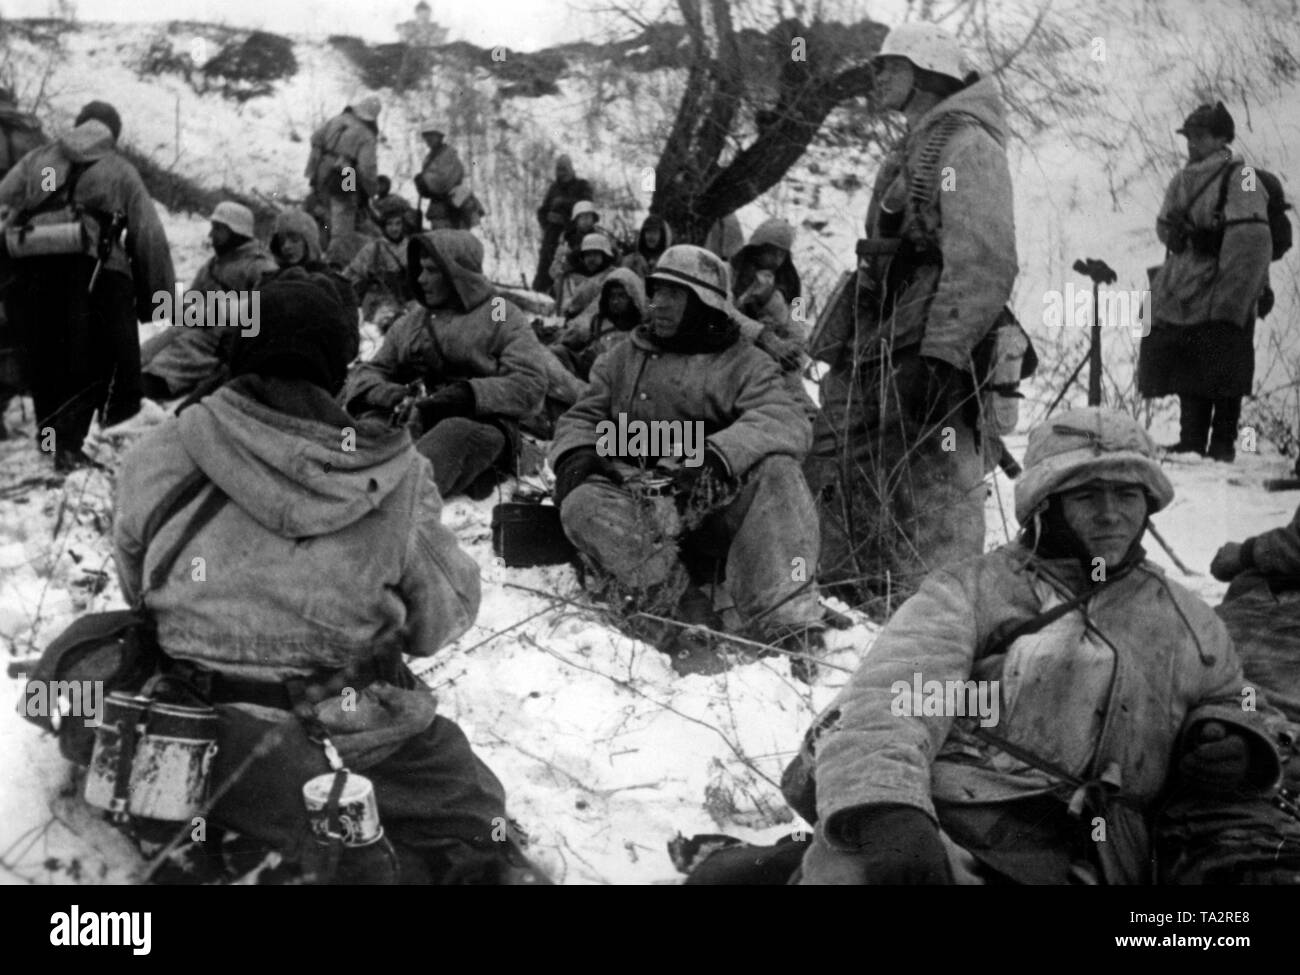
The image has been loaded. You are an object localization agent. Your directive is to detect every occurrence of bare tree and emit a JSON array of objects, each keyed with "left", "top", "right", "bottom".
[{"left": 651, "top": 0, "right": 886, "bottom": 243}]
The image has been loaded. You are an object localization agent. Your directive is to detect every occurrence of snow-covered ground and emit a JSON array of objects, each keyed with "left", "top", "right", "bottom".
[{"left": 2, "top": 2, "right": 1299, "bottom": 884}]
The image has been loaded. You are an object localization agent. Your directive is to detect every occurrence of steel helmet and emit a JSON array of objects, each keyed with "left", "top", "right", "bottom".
[
  {"left": 874, "top": 22, "right": 966, "bottom": 82},
  {"left": 648, "top": 244, "right": 732, "bottom": 313},
  {"left": 570, "top": 200, "right": 600, "bottom": 223},
  {"left": 209, "top": 201, "right": 256, "bottom": 238},
  {"left": 579, "top": 233, "right": 614, "bottom": 258},
  {"left": 419, "top": 119, "right": 445, "bottom": 137},
  {"left": 1015, "top": 407, "right": 1175, "bottom": 524},
  {"left": 353, "top": 96, "right": 382, "bottom": 122}
]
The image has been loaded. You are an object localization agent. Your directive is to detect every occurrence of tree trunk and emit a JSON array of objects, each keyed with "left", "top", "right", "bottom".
[{"left": 650, "top": 9, "right": 885, "bottom": 247}]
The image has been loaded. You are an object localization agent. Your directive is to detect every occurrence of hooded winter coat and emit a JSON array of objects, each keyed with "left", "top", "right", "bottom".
[
  {"left": 0, "top": 119, "right": 175, "bottom": 322},
  {"left": 306, "top": 109, "right": 379, "bottom": 200},
  {"left": 731, "top": 218, "right": 801, "bottom": 306},
  {"left": 551, "top": 323, "right": 810, "bottom": 478},
  {"left": 1152, "top": 150, "right": 1272, "bottom": 328},
  {"left": 141, "top": 238, "right": 278, "bottom": 397},
  {"left": 556, "top": 267, "right": 645, "bottom": 362},
  {"left": 827, "top": 76, "right": 1017, "bottom": 373},
  {"left": 807, "top": 542, "right": 1282, "bottom": 885},
  {"left": 113, "top": 375, "right": 481, "bottom": 681},
  {"left": 343, "top": 230, "right": 547, "bottom": 436},
  {"left": 620, "top": 216, "right": 672, "bottom": 279}
]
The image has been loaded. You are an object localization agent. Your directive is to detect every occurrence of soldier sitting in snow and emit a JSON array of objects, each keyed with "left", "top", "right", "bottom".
[
  {"left": 787, "top": 408, "right": 1290, "bottom": 885},
  {"left": 343, "top": 229, "right": 548, "bottom": 499},
  {"left": 550, "top": 244, "right": 825, "bottom": 680}
]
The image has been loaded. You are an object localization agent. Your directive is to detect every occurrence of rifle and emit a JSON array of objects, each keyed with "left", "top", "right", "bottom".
[
  {"left": 392, "top": 379, "right": 426, "bottom": 429},
  {"left": 88, "top": 210, "right": 127, "bottom": 294}
]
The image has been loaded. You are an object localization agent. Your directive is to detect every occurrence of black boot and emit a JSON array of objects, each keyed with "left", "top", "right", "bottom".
[
  {"left": 1166, "top": 395, "right": 1211, "bottom": 455},
  {"left": 1207, "top": 397, "right": 1241, "bottom": 463}
]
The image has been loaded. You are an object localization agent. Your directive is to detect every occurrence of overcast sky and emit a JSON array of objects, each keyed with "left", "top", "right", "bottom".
[{"left": 2, "top": 0, "right": 615, "bottom": 50}]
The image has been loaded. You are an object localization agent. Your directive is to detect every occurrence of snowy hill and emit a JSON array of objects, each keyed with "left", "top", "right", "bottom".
[{"left": 2, "top": 3, "right": 1300, "bottom": 884}]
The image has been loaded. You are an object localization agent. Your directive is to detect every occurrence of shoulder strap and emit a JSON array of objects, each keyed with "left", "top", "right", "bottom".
[
  {"left": 977, "top": 585, "right": 1094, "bottom": 660},
  {"left": 138, "top": 471, "right": 228, "bottom": 607},
  {"left": 1214, "top": 163, "right": 1271, "bottom": 229},
  {"left": 19, "top": 158, "right": 96, "bottom": 223},
  {"left": 1179, "top": 159, "right": 1234, "bottom": 219}
]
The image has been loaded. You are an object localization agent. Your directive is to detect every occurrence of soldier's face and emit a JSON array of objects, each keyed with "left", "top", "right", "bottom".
[
  {"left": 606, "top": 286, "right": 631, "bottom": 317},
  {"left": 754, "top": 244, "right": 786, "bottom": 271},
  {"left": 575, "top": 214, "right": 596, "bottom": 234},
  {"left": 383, "top": 217, "right": 406, "bottom": 242},
  {"left": 1184, "top": 128, "right": 1226, "bottom": 163},
  {"left": 873, "top": 56, "right": 915, "bottom": 111},
  {"left": 582, "top": 251, "right": 605, "bottom": 273},
  {"left": 209, "top": 222, "right": 234, "bottom": 251},
  {"left": 418, "top": 255, "right": 452, "bottom": 306},
  {"left": 1059, "top": 480, "right": 1148, "bottom": 569},
  {"left": 648, "top": 282, "right": 689, "bottom": 339},
  {"left": 556, "top": 160, "right": 574, "bottom": 181},
  {"left": 280, "top": 233, "right": 307, "bottom": 265}
]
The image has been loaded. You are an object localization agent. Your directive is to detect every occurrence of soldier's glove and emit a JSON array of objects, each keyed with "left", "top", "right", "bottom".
[
  {"left": 827, "top": 805, "right": 953, "bottom": 885},
  {"left": 671, "top": 447, "right": 734, "bottom": 509},
  {"left": 553, "top": 447, "right": 623, "bottom": 505},
  {"left": 1258, "top": 284, "right": 1275, "bottom": 319},
  {"left": 1179, "top": 720, "right": 1259, "bottom": 794},
  {"left": 415, "top": 382, "right": 475, "bottom": 430},
  {"left": 1209, "top": 541, "right": 1247, "bottom": 581},
  {"left": 898, "top": 356, "right": 960, "bottom": 428}
]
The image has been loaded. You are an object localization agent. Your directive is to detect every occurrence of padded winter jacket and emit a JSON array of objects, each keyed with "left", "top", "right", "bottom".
[
  {"left": 810, "top": 542, "right": 1282, "bottom": 885},
  {"left": 306, "top": 110, "right": 379, "bottom": 200},
  {"left": 343, "top": 230, "right": 547, "bottom": 423},
  {"left": 113, "top": 375, "right": 481, "bottom": 681},
  {"left": 551, "top": 325, "right": 811, "bottom": 478},
  {"left": 556, "top": 267, "right": 645, "bottom": 357},
  {"left": 842, "top": 76, "right": 1018, "bottom": 373},
  {"left": 1152, "top": 151, "right": 1273, "bottom": 328},
  {"left": 416, "top": 144, "right": 465, "bottom": 200},
  {"left": 0, "top": 120, "right": 176, "bottom": 322}
]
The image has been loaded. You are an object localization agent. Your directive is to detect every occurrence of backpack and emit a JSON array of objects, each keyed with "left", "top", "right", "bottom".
[{"left": 1216, "top": 165, "right": 1293, "bottom": 261}]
